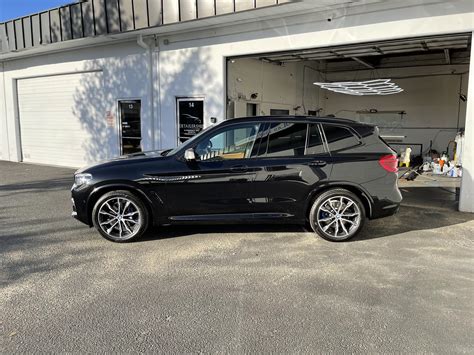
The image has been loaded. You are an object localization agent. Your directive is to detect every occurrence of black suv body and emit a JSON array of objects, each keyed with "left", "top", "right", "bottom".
[{"left": 72, "top": 116, "right": 402, "bottom": 242}]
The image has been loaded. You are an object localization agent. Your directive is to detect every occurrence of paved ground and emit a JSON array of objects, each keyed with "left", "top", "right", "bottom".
[{"left": 1, "top": 160, "right": 473, "bottom": 353}]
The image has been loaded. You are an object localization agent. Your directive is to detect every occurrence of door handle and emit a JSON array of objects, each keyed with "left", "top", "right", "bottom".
[
  {"left": 230, "top": 165, "right": 249, "bottom": 172},
  {"left": 308, "top": 160, "right": 327, "bottom": 167}
]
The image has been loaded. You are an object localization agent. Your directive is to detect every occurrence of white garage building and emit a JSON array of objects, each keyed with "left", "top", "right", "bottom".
[{"left": 0, "top": 0, "right": 473, "bottom": 211}]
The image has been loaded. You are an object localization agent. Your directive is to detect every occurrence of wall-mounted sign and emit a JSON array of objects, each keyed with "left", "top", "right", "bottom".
[
  {"left": 177, "top": 98, "right": 204, "bottom": 143},
  {"left": 106, "top": 111, "right": 115, "bottom": 127}
]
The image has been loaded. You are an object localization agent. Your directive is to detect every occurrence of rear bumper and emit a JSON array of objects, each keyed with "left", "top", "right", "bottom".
[
  {"left": 362, "top": 173, "right": 402, "bottom": 219},
  {"left": 371, "top": 202, "right": 400, "bottom": 219}
]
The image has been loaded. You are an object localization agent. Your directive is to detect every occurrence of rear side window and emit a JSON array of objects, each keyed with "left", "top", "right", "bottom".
[
  {"left": 322, "top": 124, "right": 360, "bottom": 152},
  {"left": 265, "top": 122, "right": 307, "bottom": 157},
  {"left": 307, "top": 124, "right": 325, "bottom": 155}
]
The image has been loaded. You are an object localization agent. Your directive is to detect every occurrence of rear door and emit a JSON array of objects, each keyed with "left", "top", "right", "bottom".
[{"left": 252, "top": 121, "right": 332, "bottom": 218}]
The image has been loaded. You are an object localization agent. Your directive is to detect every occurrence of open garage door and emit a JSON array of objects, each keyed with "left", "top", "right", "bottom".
[
  {"left": 227, "top": 33, "right": 471, "bottom": 210},
  {"left": 17, "top": 71, "right": 105, "bottom": 167}
]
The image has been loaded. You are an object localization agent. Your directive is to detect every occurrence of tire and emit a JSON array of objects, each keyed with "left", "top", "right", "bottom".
[
  {"left": 92, "top": 190, "right": 149, "bottom": 242},
  {"left": 309, "top": 188, "right": 366, "bottom": 242}
]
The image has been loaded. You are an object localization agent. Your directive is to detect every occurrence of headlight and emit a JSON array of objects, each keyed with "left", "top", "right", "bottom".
[{"left": 74, "top": 173, "right": 93, "bottom": 187}]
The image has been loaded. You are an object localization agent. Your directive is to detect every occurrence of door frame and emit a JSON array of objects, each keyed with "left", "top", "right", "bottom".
[
  {"left": 176, "top": 96, "right": 205, "bottom": 145},
  {"left": 117, "top": 98, "right": 142, "bottom": 156},
  {"left": 14, "top": 69, "right": 103, "bottom": 164}
]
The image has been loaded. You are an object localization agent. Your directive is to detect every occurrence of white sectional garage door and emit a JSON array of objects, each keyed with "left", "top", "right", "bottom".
[{"left": 17, "top": 72, "right": 104, "bottom": 167}]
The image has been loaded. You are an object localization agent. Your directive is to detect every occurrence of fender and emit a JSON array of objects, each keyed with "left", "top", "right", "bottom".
[
  {"left": 86, "top": 181, "right": 165, "bottom": 225},
  {"left": 305, "top": 181, "right": 374, "bottom": 218}
]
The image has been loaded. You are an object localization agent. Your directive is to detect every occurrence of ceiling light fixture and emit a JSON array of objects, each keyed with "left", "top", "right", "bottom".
[{"left": 313, "top": 79, "right": 403, "bottom": 96}]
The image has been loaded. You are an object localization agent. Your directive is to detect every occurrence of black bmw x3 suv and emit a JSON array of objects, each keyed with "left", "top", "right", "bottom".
[{"left": 72, "top": 116, "right": 401, "bottom": 242}]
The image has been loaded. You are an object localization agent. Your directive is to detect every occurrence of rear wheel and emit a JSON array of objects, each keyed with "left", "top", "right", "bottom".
[
  {"left": 309, "top": 188, "right": 365, "bottom": 241},
  {"left": 92, "top": 190, "right": 149, "bottom": 242}
]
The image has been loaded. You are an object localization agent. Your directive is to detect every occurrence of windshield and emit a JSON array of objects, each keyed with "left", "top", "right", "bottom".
[{"left": 166, "top": 123, "right": 221, "bottom": 156}]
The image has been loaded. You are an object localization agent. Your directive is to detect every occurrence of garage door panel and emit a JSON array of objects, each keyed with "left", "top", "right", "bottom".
[
  {"left": 17, "top": 72, "right": 106, "bottom": 167},
  {"left": 23, "top": 136, "right": 91, "bottom": 146}
]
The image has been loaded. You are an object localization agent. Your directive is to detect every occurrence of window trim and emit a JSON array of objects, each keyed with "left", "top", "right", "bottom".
[
  {"left": 304, "top": 124, "right": 309, "bottom": 156},
  {"left": 258, "top": 122, "right": 270, "bottom": 158},
  {"left": 250, "top": 122, "right": 270, "bottom": 158},
  {"left": 320, "top": 123, "right": 362, "bottom": 154},
  {"left": 305, "top": 123, "right": 329, "bottom": 156}
]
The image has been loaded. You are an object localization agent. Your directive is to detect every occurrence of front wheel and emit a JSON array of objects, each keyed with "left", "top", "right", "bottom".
[
  {"left": 309, "top": 188, "right": 366, "bottom": 242},
  {"left": 92, "top": 190, "right": 149, "bottom": 242}
]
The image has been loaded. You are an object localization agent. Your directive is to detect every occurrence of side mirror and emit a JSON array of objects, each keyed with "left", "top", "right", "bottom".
[{"left": 184, "top": 148, "right": 196, "bottom": 161}]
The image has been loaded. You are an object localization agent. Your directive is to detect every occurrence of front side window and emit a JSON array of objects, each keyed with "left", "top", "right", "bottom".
[
  {"left": 323, "top": 124, "right": 360, "bottom": 152},
  {"left": 195, "top": 123, "right": 261, "bottom": 161},
  {"left": 264, "top": 122, "right": 307, "bottom": 157}
]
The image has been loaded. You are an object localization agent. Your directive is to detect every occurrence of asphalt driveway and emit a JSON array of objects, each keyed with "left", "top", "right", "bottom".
[{"left": 1, "top": 160, "right": 473, "bottom": 353}]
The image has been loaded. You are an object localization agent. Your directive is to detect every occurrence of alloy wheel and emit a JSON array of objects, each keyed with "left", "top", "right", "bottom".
[
  {"left": 97, "top": 197, "right": 142, "bottom": 240},
  {"left": 316, "top": 196, "right": 361, "bottom": 239}
]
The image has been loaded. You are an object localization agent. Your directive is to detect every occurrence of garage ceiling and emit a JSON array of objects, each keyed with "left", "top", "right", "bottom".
[{"left": 257, "top": 33, "right": 471, "bottom": 67}]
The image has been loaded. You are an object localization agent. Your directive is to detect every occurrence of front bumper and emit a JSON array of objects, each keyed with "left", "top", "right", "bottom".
[
  {"left": 71, "top": 185, "right": 93, "bottom": 226},
  {"left": 71, "top": 197, "right": 77, "bottom": 217}
]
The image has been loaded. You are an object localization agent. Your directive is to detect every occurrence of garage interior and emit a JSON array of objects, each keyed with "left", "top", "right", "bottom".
[{"left": 226, "top": 33, "right": 471, "bottom": 211}]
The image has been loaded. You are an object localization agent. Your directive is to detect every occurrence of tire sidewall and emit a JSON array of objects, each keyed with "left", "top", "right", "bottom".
[
  {"left": 309, "top": 189, "right": 366, "bottom": 242},
  {"left": 92, "top": 190, "right": 149, "bottom": 242}
]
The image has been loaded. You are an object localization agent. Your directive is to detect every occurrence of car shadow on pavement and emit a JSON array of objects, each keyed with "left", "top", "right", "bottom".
[
  {"left": 139, "top": 224, "right": 307, "bottom": 243},
  {"left": 354, "top": 205, "right": 473, "bottom": 241},
  {"left": 354, "top": 186, "right": 473, "bottom": 241},
  {"left": 0, "top": 177, "right": 72, "bottom": 197}
]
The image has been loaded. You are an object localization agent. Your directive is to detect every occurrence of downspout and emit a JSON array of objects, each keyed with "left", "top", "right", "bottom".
[
  {"left": 154, "top": 39, "right": 162, "bottom": 149},
  {"left": 1, "top": 61, "right": 10, "bottom": 160},
  {"left": 137, "top": 34, "right": 156, "bottom": 150}
]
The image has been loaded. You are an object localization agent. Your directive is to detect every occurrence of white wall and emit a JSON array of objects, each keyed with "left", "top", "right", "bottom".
[
  {"left": 322, "top": 66, "right": 469, "bottom": 154},
  {"left": 156, "top": 0, "right": 473, "bottom": 211},
  {"left": 2, "top": 0, "right": 472, "bottom": 159},
  {"left": 157, "top": 0, "right": 473, "bottom": 148},
  {"left": 459, "top": 41, "right": 474, "bottom": 212},
  {"left": 0, "top": 63, "right": 6, "bottom": 160},
  {"left": 0, "top": 0, "right": 473, "bottom": 210},
  {"left": 227, "top": 58, "right": 469, "bottom": 155},
  {"left": 0, "top": 41, "right": 151, "bottom": 165},
  {"left": 227, "top": 58, "right": 322, "bottom": 117}
]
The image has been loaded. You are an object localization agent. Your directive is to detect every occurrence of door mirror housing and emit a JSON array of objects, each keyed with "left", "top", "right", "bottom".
[{"left": 184, "top": 148, "right": 196, "bottom": 161}]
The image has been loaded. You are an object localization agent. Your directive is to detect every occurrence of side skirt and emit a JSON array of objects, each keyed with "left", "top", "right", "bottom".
[{"left": 168, "top": 212, "right": 299, "bottom": 224}]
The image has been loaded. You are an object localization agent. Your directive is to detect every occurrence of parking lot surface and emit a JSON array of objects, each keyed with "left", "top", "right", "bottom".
[{"left": 1, "top": 160, "right": 473, "bottom": 353}]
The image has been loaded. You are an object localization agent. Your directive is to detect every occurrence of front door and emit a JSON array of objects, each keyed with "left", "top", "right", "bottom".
[{"left": 161, "top": 122, "right": 265, "bottom": 218}]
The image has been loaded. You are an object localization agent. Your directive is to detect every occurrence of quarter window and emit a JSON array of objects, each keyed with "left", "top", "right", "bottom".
[
  {"left": 195, "top": 124, "right": 261, "bottom": 161},
  {"left": 323, "top": 124, "right": 360, "bottom": 152},
  {"left": 265, "top": 122, "right": 307, "bottom": 157}
]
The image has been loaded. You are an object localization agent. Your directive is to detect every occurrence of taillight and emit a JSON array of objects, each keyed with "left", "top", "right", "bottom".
[{"left": 379, "top": 154, "right": 398, "bottom": 173}]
